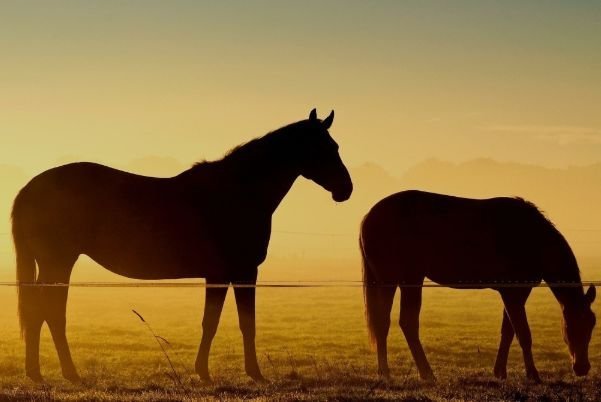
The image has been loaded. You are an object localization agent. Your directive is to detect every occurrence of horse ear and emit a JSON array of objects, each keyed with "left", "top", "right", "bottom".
[
  {"left": 586, "top": 285, "right": 596, "bottom": 304},
  {"left": 322, "top": 110, "right": 334, "bottom": 129},
  {"left": 309, "top": 108, "right": 317, "bottom": 121}
]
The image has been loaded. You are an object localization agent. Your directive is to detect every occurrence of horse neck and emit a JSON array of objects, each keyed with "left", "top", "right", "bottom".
[
  {"left": 223, "top": 136, "right": 301, "bottom": 214},
  {"left": 543, "top": 238, "right": 586, "bottom": 311},
  {"left": 245, "top": 161, "right": 299, "bottom": 214},
  {"left": 550, "top": 283, "right": 587, "bottom": 313}
]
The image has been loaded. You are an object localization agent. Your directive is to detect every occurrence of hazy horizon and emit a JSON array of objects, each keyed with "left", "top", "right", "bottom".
[{"left": 2, "top": 156, "right": 600, "bottom": 282}]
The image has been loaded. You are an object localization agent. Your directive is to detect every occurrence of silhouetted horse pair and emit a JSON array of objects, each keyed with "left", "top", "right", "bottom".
[{"left": 12, "top": 110, "right": 596, "bottom": 385}]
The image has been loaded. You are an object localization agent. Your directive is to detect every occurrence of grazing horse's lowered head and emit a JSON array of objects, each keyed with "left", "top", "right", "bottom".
[
  {"left": 562, "top": 285, "right": 596, "bottom": 376},
  {"left": 297, "top": 109, "right": 353, "bottom": 202}
]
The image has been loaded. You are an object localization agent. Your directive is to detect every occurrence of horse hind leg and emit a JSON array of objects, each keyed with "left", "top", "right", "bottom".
[
  {"left": 399, "top": 285, "right": 435, "bottom": 382},
  {"left": 500, "top": 288, "right": 539, "bottom": 382},
  {"left": 370, "top": 285, "right": 396, "bottom": 379},
  {"left": 21, "top": 289, "right": 45, "bottom": 383},
  {"left": 195, "top": 281, "right": 228, "bottom": 383},
  {"left": 493, "top": 309, "right": 514, "bottom": 379},
  {"left": 37, "top": 254, "right": 81, "bottom": 383}
]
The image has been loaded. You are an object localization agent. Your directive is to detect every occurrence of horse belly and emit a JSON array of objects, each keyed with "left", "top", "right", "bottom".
[
  {"left": 420, "top": 238, "right": 540, "bottom": 288},
  {"left": 423, "top": 252, "right": 503, "bottom": 288},
  {"left": 84, "top": 228, "right": 224, "bottom": 280},
  {"left": 411, "top": 231, "right": 508, "bottom": 287}
]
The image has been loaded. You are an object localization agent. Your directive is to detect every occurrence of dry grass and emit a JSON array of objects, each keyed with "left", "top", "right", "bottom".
[{"left": 0, "top": 284, "right": 599, "bottom": 401}]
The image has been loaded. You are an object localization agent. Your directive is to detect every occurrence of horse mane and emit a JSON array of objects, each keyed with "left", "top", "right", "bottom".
[
  {"left": 515, "top": 197, "right": 582, "bottom": 280},
  {"left": 514, "top": 197, "right": 557, "bottom": 228},
  {"left": 186, "top": 120, "right": 306, "bottom": 175}
]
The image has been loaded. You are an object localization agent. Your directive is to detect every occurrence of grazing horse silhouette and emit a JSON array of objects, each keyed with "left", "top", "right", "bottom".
[
  {"left": 361, "top": 190, "right": 596, "bottom": 382},
  {"left": 12, "top": 109, "right": 353, "bottom": 384}
]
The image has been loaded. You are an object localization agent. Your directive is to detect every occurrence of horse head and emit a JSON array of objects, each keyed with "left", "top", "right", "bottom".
[
  {"left": 562, "top": 285, "right": 596, "bottom": 376},
  {"left": 298, "top": 109, "right": 353, "bottom": 202}
]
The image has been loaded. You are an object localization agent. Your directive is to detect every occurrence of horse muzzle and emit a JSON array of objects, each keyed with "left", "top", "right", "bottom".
[
  {"left": 332, "top": 183, "right": 352, "bottom": 202},
  {"left": 573, "top": 361, "right": 591, "bottom": 377}
]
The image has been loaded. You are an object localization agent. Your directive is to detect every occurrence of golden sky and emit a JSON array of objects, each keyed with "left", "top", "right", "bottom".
[
  {"left": 1, "top": 2, "right": 601, "bottom": 278},
  {"left": 1, "top": 1, "right": 600, "bottom": 176}
]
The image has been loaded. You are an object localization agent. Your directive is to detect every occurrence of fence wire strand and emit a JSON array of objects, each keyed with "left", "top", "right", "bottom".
[{"left": 0, "top": 280, "right": 600, "bottom": 288}]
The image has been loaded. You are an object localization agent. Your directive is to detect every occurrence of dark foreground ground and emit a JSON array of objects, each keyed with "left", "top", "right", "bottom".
[
  {"left": 0, "top": 285, "right": 599, "bottom": 401},
  {"left": 1, "top": 371, "right": 600, "bottom": 401}
]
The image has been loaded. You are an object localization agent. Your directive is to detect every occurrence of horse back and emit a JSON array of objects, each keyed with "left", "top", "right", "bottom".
[
  {"left": 12, "top": 162, "right": 224, "bottom": 279},
  {"left": 360, "top": 190, "right": 563, "bottom": 286}
]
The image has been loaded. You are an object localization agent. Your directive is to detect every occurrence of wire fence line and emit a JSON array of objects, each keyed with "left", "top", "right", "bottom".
[
  {"left": 0, "top": 280, "right": 600, "bottom": 288},
  {"left": 0, "top": 228, "right": 601, "bottom": 237}
]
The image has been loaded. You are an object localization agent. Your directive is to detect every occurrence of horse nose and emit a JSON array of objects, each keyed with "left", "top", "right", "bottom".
[
  {"left": 573, "top": 361, "right": 591, "bottom": 376},
  {"left": 332, "top": 191, "right": 350, "bottom": 202},
  {"left": 332, "top": 182, "right": 352, "bottom": 202}
]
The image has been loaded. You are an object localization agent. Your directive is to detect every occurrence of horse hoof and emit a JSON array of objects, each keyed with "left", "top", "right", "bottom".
[
  {"left": 248, "top": 372, "right": 267, "bottom": 384},
  {"left": 63, "top": 371, "right": 82, "bottom": 384},
  {"left": 378, "top": 371, "right": 391, "bottom": 382},
  {"left": 420, "top": 373, "right": 437, "bottom": 383},
  {"left": 493, "top": 367, "right": 507, "bottom": 380},
  {"left": 196, "top": 372, "right": 213, "bottom": 385},
  {"left": 26, "top": 371, "right": 45, "bottom": 384},
  {"left": 527, "top": 373, "right": 542, "bottom": 384}
]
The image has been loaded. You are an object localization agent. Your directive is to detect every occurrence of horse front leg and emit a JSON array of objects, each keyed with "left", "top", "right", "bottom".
[
  {"left": 233, "top": 271, "right": 265, "bottom": 383},
  {"left": 195, "top": 282, "right": 228, "bottom": 383},
  {"left": 399, "top": 286, "right": 435, "bottom": 382}
]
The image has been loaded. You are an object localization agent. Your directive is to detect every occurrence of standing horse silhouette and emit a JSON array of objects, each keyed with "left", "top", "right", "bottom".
[
  {"left": 361, "top": 190, "right": 596, "bottom": 382},
  {"left": 12, "top": 109, "right": 353, "bottom": 384}
]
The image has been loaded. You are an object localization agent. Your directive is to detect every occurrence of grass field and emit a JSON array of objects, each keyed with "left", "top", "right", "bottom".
[{"left": 0, "top": 276, "right": 600, "bottom": 401}]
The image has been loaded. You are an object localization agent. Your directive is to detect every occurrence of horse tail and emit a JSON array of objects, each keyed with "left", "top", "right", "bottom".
[
  {"left": 361, "top": 232, "right": 378, "bottom": 348},
  {"left": 12, "top": 190, "right": 37, "bottom": 338}
]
